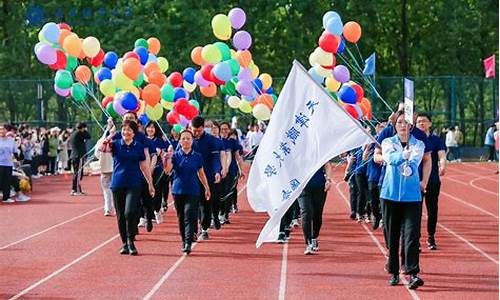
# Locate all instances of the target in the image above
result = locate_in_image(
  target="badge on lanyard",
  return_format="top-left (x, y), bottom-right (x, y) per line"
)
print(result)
top-left (401, 164), bottom-right (413, 177)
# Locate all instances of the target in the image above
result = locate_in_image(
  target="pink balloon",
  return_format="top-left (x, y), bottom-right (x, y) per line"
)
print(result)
top-left (35, 44), bottom-right (57, 65)
top-left (194, 70), bottom-right (210, 87)
top-left (54, 84), bottom-right (70, 97)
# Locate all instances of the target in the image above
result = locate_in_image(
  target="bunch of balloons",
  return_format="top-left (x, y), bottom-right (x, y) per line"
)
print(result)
top-left (188, 7), bottom-right (278, 122)
top-left (307, 11), bottom-right (372, 120)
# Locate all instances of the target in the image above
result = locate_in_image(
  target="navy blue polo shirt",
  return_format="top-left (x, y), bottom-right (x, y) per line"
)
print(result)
top-left (366, 143), bottom-right (382, 183)
top-left (147, 137), bottom-right (168, 170)
top-left (170, 138), bottom-right (179, 151)
top-left (306, 167), bottom-right (326, 189)
top-left (353, 147), bottom-right (366, 175)
top-left (223, 137), bottom-right (242, 176)
top-left (427, 134), bottom-right (446, 184)
top-left (347, 149), bottom-right (357, 174)
top-left (171, 149), bottom-right (204, 196)
top-left (111, 139), bottom-right (146, 189)
top-left (113, 131), bottom-right (151, 150)
top-left (193, 132), bottom-right (222, 182)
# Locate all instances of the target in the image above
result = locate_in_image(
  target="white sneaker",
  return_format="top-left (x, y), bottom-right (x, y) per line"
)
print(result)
top-left (304, 244), bottom-right (314, 255)
top-left (291, 219), bottom-right (299, 228)
top-left (104, 210), bottom-right (112, 216)
top-left (138, 217), bottom-right (147, 227)
top-left (154, 211), bottom-right (162, 224)
top-left (15, 194), bottom-right (31, 202)
top-left (2, 198), bottom-right (15, 203)
top-left (10, 189), bottom-right (16, 197)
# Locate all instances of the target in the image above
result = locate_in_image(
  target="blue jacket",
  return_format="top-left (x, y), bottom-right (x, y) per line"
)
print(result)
top-left (380, 135), bottom-right (425, 202)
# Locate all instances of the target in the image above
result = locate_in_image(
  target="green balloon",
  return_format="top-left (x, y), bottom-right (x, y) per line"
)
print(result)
top-left (55, 70), bottom-right (73, 89)
top-left (272, 94), bottom-right (278, 104)
top-left (161, 84), bottom-right (175, 101)
top-left (223, 81), bottom-right (236, 95)
top-left (106, 102), bottom-right (119, 119)
top-left (188, 99), bottom-right (200, 110)
top-left (134, 73), bottom-right (144, 87)
top-left (65, 55), bottom-right (77, 71)
top-left (329, 91), bottom-right (338, 100)
top-left (71, 83), bottom-right (87, 102)
top-left (135, 38), bottom-right (148, 49)
top-left (214, 42), bottom-right (231, 61)
top-left (227, 59), bottom-right (240, 76)
top-left (220, 85), bottom-right (229, 95)
top-left (173, 124), bottom-right (183, 133)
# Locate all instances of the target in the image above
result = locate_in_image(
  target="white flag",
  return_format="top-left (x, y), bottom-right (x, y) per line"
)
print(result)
top-left (247, 61), bottom-right (376, 248)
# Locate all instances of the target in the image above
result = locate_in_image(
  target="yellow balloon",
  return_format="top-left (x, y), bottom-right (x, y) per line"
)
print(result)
top-left (183, 81), bottom-right (197, 93)
top-left (249, 62), bottom-right (260, 79)
top-left (253, 104), bottom-right (271, 121)
top-left (230, 49), bottom-right (237, 59)
top-left (62, 33), bottom-right (82, 57)
top-left (325, 76), bottom-right (341, 92)
top-left (161, 100), bottom-right (174, 111)
top-left (308, 51), bottom-right (319, 67)
top-left (38, 30), bottom-right (50, 44)
top-left (227, 96), bottom-right (240, 109)
top-left (145, 103), bottom-right (164, 121)
top-left (113, 70), bottom-right (133, 90)
top-left (157, 57), bottom-right (169, 73)
top-left (82, 36), bottom-right (100, 57)
top-left (211, 14), bottom-right (232, 40)
top-left (314, 47), bottom-right (334, 66)
top-left (259, 73), bottom-right (273, 90)
top-left (99, 79), bottom-right (115, 96)
top-left (315, 65), bottom-right (332, 77)
top-left (137, 100), bottom-right (145, 115)
top-left (238, 100), bottom-right (252, 113)
top-left (201, 44), bottom-right (222, 64)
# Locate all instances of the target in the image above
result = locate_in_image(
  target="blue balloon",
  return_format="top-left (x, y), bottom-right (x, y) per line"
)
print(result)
top-left (148, 53), bottom-right (157, 63)
top-left (337, 86), bottom-right (357, 104)
top-left (326, 16), bottom-right (343, 36)
top-left (308, 68), bottom-right (324, 84)
top-left (42, 22), bottom-right (60, 44)
top-left (213, 62), bottom-right (232, 82)
top-left (96, 67), bottom-right (112, 81)
top-left (182, 67), bottom-right (196, 84)
top-left (120, 92), bottom-right (138, 110)
top-left (104, 51), bottom-right (118, 68)
top-left (253, 78), bottom-right (263, 92)
top-left (337, 37), bottom-right (346, 54)
top-left (322, 11), bottom-right (342, 29)
top-left (266, 87), bottom-right (274, 94)
top-left (173, 87), bottom-right (189, 101)
top-left (134, 47), bottom-right (149, 65)
top-left (139, 114), bottom-right (150, 126)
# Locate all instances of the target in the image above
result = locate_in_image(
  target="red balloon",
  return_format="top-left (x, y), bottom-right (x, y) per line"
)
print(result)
top-left (344, 104), bottom-right (359, 119)
top-left (184, 105), bottom-right (199, 120)
top-left (49, 50), bottom-right (67, 70)
top-left (101, 96), bottom-right (114, 108)
top-left (201, 65), bottom-right (214, 82)
top-left (168, 72), bottom-right (183, 87)
top-left (318, 32), bottom-right (340, 53)
top-left (87, 49), bottom-right (105, 66)
top-left (58, 23), bottom-right (72, 31)
top-left (166, 110), bottom-right (180, 125)
top-left (350, 83), bottom-right (364, 102)
top-left (174, 98), bottom-right (190, 115)
top-left (123, 51), bottom-right (140, 61)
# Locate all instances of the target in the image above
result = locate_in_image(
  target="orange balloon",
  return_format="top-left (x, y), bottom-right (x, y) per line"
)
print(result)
top-left (144, 62), bottom-right (161, 78)
top-left (148, 71), bottom-right (167, 87)
top-left (200, 82), bottom-right (217, 97)
top-left (78, 48), bottom-right (86, 60)
top-left (58, 29), bottom-right (72, 46)
top-left (63, 34), bottom-right (82, 57)
top-left (258, 94), bottom-right (274, 110)
top-left (75, 65), bottom-right (91, 83)
top-left (237, 50), bottom-right (252, 68)
top-left (191, 46), bottom-right (205, 66)
top-left (142, 84), bottom-right (161, 106)
top-left (147, 37), bottom-right (161, 55)
top-left (343, 21), bottom-right (362, 43)
top-left (359, 97), bottom-right (372, 118)
top-left (122, 58), bottom-right (142, 81)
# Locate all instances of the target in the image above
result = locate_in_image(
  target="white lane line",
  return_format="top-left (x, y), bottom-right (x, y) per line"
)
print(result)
top-left (143, 185), bottom-right (248, 300)
top-left (278, 243), bottom-right (289, 300)
top-left (469, 177), bottom-right (499, 196)
top-left (440, 191), bottom-right (498, 219)
top-left (9, 234), bottom-right (119, 300)
top-left (0, 206), bottom-right (102, 250)
top-left (335, 181), bottom-right (420, 300)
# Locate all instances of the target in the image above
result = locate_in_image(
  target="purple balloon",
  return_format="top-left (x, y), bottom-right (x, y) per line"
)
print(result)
top-left (333, 65), bottom-right (350, 83)
top-left (232, 31), bottom-right (252, 50)
top-left (35, 44), bottom-right (57, 65)
top-left (179, 115), bottom-right (190, 127)
top-left (228, 8), bottom-right (246, 29)
top-left (194, 70), bottom-right (210, 87)
top-left (113, 99), bottom-right (127, 116)
top-left (236, 80), bottom-right (253, 97)
top-left (237, 67), bottom-right (252, 80)
top-left (54, 84), bottom-right (70, 97)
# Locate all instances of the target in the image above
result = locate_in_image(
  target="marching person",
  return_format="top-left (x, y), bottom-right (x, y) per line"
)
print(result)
top-left (69, 122), bottom-right (91, 196)
top-left (95, 129), bottom-right (115, 216)
top-left (163, 129), bottom-right (210, 254)
top-left (380, 111), bottom-right (425, 289)
top-left (0, 124), bottom-right (19, 203)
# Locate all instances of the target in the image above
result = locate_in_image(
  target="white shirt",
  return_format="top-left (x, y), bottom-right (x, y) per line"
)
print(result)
top-left (445, 131), bottom-right (457, 147)
top-left (248, 130), bottom-right (264, 148)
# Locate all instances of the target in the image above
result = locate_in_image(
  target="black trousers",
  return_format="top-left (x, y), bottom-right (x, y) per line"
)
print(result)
top-left (141, 181), bottom-right (154, 220)
top-left (297, 187), bottom-right (327, 245)
top-left (47, 156), bottom-right (56, 174)
top-left (279, 203), bottom-right (295, 233)
top-left (424, 181), bottom-right (441, 237)
top-left (355, 173), bottom-right (368, 215)
top-left (71, 157), bottom-right (84, 193)
top-left (382, 199), bottom-right (421, 275)
top-left (174, 194), bottom-right (199, 245)
top-left (199, 181), bottom-right (221, 231)
top-left (348, 175), bottom-right (358, 214)
top-left (0, 166), bottom-right (13, 200)
top-left (487, 145), bottom-right (496, 161)
top-left (368, 181), bottom-right (381, 219)
top-left (152, 168), bottom-right (169, 212)
top-left (221, 174), bottom-right (237, 218)
top-left (113, 187), bottom-right (142, 244)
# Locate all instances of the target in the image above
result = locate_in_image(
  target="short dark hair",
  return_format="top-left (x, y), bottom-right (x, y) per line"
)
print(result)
top-left (76, 122), bottom-right (87, 130)
top-left (180, 129), bottom-right (194, 138)
top-left (124, 111), bottom-right (138, 120)
top-left (191, 116), bottom-right (205, 128)
top-left (212, 121), bottom-right (220, 129)
top-left (220, 121), bottom-right (231, 129)
top-left (122, 120), bottom-right (139, 134)
top-left (417, 113), bottom-right (432, 122)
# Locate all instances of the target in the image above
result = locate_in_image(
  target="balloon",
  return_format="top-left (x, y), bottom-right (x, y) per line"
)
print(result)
top-left (54, 70), bottom-right (73, 89)
top-left (54, 85), bottom-right (70, 97)
top-left (183, 81), bottom-right (197, 93)
top-left (144, 104), bottom-right (163, 121)
top-left (101, 96), bottom-right (114, 108)
top-left (166, 110), bottom-right (181, 125)
top-left (71, 83), bottom-right (86, 102)
top-left (134, 38), bottom-right (148, 49)
top-left (104, 51), bottom-right (118, 68)
top-left (236, 80), bottom-right (253, 97)
top-left (120, 92), bottom-right (138, 110)
top-left (236, 50), bottom-right (252, 68)
top-left (211, 14), bottom-right (232, 40)
top-left (213, 62), bottom-right (232, 82)
top-left (62, 33), bottom-right (82, 57)
top-left (190, 46), bottom-right (205, 65)
top-left (333, 65), bottom-right (350, 83)
top-left (343, 21), bottom-right (362, 43)
top-left (227, 58), bottom-right (240, 76)
top-left (253, 78), bottom-right (263, 92)
top-left (157, 57), bottom-right (169, 73)
top-left (189, 99), bottom-right (200, 110)
top-left (257, 94), bottom-right (275, 110)
top-left (143, 84), bottom-right (161, 106)
top-left (314, 64), bottom-right (332, 77)
top-left (214, 42), bottom-right (231, 60)
top-left (147, 37), bottom-right (161, 55)
top-left (148, 53), bottom-right (157, 63)
top-left (337, 85), bottom-right (357, 104)
top-left (173, 124), bottom-right (183, 133)
top-left (308, 67), bottom-right (324, 84)
top-left (173, 87), bottom-right (189, 101)
top-left (259, 73), bottom-right (273, 90)
top-left (238, 67), bottom-right (252, 80)
top-left (148, 71), bottom-right (167, 87)
top-left (182, 67), bottom-right (196, 84)
top-left (100, 79), bottom-right (116, 96)
top-left (139, 114), bottom-right (150, 126)
top-left (222, 79), bottom-right (237, 95)
top-left (113, 70), bottom-right (134, 90)
top-left (173, 99), bottom-right (189, 115)
top-left (82, 37), bottom-right (100, 57)
top-left (359, 97), bottom-right (372, 117)
top-left (161, 99), bottom-right (174, 111)
top-left (228, 7), bottom-right (246, 29)
top-left (122, 58), bottom-right (141, 81)
top-left (88, 49), bottom-right (104, 66)
top-left (201, 44), bottom-right (222, 64)
top-left (233, 31), bottom-right (252, 50)
top-left (350, 82), bottom-right (364, 101)
top-left (168, 72), bottom-right (183, 87)
top-left (318, 32), bottom-right (340, 53)
top-left (227, 96), bottom-right (240, 108)
top-left (123, 51), bottom-right (140, 61)
top-left (253, 103), bottom-right (271, 121)
top-left (194, 71), bottom-right (210, 87)
top-left (35, 44), bottom-right (57, 65)
top-left (238, 100), bottom-right (252, 113)
top-left (41, 22), bottom-right (60, 44)
top-left (345, 104), bottom-right (361, 119)
top-left (106, 101), bottom-right (120, 118)
top-left (134, 47), bottom-right (149, 65)
top-left (249, 63), bottom-right (260, 79)
top-left (201, 64), bottom-right (214, 82)
top-left (96, 67), bottom-right (112, 82)
top-left (322, 11), bottom-right (342, 29)
top-left (129, 86), bottom-right (141, 100)
top-left (337, 37), bottom-right (346, 54)
top-left (65, 55), bottom-right (77, 71)
top-left (58, 29), bottom-right (72, 46)
top-left (75, 65), bottom-right (91, 83)
top-left (325, 77), bottom-right (341, 92)
top-left (134, 73), bottom-right (144, 87)
top-left (144, 62), bottom-right (161, 77)
top-left (326, 16), bottom-right (343, 36)
top-left (200, 82), bottom-right (217, 97)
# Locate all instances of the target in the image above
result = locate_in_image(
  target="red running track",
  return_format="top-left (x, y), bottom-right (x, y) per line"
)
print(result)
top-left (0, 163), bottom-right (497, 299)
